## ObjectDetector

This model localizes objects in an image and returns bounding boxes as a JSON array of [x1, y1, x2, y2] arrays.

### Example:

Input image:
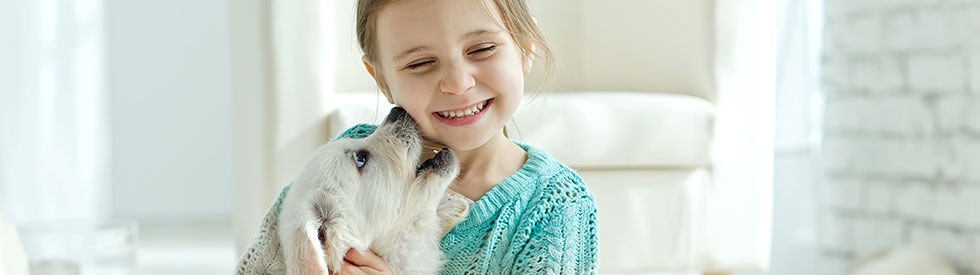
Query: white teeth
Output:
[[437, 99, 490, 119]]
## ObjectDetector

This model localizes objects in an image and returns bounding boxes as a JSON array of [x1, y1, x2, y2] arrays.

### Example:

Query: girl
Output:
[[238, 0, 598, 274]]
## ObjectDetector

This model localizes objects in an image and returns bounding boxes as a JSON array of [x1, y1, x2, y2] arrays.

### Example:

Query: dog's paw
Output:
[[436, 190, 471, 236]]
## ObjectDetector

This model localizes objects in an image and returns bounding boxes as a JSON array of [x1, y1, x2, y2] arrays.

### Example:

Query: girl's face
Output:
[[367, 0, 528, 151]]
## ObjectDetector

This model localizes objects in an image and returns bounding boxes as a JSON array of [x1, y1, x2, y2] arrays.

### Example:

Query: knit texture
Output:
[[237, 124, 599, 274], [237, 184, 291, 275]]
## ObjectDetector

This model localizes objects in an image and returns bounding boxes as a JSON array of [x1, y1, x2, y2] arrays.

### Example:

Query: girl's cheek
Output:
[[388, 77, 423, 102], [481, 61, 523, 94], [389, 80, 433, 122]]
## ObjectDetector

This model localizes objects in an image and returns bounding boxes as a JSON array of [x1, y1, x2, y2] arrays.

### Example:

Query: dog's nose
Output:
[[384, 106, 410, 124], [418, 148, 452, 171]]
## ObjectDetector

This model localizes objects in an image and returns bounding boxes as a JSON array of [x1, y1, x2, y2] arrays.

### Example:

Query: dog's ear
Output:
[[318, 222, 347, 274], [280, 220, 330, 275], [280, 191, 344, 275]]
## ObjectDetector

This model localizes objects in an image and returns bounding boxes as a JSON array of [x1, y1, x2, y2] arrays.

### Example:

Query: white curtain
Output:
[[707, 0, 777, 269], [230, 0, 336, 253], [0, 0, 109, 225]]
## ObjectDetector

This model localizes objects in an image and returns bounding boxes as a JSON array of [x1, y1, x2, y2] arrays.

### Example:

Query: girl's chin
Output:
[[430, 130, 500, 152]]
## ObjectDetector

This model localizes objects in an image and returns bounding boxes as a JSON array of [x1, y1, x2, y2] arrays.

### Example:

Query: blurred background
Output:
[[1, 0, 977, 274]]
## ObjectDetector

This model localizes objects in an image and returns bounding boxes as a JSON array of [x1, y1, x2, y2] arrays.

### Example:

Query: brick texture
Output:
[[821, 0, 980, 273]]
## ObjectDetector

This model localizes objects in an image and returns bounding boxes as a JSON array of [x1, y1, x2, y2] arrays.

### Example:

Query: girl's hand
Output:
[[339, 249, 392, 275]]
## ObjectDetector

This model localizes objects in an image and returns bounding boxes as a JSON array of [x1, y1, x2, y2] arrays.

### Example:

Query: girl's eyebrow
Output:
[[394, 46, 432, 62], [461, 28, 501, 40], [393, 29, 502, 61]]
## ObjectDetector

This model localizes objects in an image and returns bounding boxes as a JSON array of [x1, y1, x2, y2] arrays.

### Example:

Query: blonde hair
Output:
[[355, 0, 555, 96]]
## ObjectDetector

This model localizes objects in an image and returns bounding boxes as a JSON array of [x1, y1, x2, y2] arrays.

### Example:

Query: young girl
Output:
[[238, 0, 598, 274]]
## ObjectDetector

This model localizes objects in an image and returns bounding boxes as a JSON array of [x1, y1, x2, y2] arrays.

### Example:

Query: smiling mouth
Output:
[[433, 98, 491, 119]]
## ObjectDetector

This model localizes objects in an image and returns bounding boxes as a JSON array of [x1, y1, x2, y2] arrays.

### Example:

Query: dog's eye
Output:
[[354, 150, 368, 169]]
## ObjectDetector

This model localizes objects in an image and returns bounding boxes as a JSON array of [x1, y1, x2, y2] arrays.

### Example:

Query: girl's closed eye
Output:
[[403, 43, 500, 71], [406, 59, 434, 70], [467, 43, 497, 58]]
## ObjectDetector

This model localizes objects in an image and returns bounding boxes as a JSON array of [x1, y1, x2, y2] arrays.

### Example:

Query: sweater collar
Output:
[[449, 141, 557, 233]]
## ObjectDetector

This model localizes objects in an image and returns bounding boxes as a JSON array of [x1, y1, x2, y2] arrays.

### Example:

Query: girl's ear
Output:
[[522, 17, 539, 75], [362, 55, 395, 104], [523, 41, 535, 75]]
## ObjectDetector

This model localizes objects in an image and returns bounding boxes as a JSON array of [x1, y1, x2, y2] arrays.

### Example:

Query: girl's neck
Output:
[[450, 132, 527, 202]]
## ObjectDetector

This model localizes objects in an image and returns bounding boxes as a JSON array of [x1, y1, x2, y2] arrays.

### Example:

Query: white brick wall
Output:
[[894, 183, 936, 220], [936, 96, 971, 133], [882, 9, 955, 51], [833, 15, 883, 54], [823, 136, 937, 178], [820, 178, 864, 211], [940, 137, 980, 182], [865, 181, 897, 215], [932, 185, 980, 228], [821, 0, 980, 273], [849, 57, 904, 95], [852, 218, 904, 257], [971, 53, 980, 94], [823, 96, 931, 135], [908, 54, 966, 93]]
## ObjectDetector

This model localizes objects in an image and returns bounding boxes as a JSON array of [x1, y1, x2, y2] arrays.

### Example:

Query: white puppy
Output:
[[278, 107, 459, 275]]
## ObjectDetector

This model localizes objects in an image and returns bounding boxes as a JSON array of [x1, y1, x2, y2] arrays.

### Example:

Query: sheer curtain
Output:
[[230, 0, 337, 253], [708, 0, 777, 269], [0, 0, 109, 225]]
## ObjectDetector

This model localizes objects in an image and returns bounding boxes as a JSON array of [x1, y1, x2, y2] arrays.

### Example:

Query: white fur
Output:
[[278, 114, 459, 275]]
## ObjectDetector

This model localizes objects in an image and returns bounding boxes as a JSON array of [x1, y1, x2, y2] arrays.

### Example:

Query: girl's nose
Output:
[[439, 64, 475, 95]]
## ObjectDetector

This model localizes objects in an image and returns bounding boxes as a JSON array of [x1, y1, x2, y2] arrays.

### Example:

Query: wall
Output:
[[820, 0, 980, 273], [331, 0, 715, 100], [106, 0, 234, 221], [0, 0, 111, 224]]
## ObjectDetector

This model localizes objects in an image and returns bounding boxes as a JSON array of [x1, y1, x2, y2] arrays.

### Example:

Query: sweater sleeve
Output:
[[511, 178, 600, 274], [236, 186, 291, 274], [333, 124, 377, 140]]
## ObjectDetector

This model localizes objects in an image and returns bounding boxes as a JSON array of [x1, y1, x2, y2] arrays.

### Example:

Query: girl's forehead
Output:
[[380, 0, 500, 24], [375, 0, 506, 56]]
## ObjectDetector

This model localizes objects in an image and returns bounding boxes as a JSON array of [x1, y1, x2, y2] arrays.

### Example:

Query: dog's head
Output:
[[314, 106, 458, 224], [280, 107, 458, 274]]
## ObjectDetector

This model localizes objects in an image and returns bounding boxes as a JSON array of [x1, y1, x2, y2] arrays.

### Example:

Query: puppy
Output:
[[278, 107, 459, 275]]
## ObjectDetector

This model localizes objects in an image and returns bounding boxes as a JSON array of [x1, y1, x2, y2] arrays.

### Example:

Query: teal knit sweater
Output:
[[240, 124, 599, 274], [342, 124, 599, 274]]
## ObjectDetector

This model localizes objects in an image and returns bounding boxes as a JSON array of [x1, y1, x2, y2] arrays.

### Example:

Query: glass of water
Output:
[[17, 220, 138, 275]]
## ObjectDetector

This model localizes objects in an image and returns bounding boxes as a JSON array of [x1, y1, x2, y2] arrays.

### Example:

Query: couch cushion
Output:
[[507, 91, 714, 169], [326, 91, 714, 169], [579, 168, 712, 271]]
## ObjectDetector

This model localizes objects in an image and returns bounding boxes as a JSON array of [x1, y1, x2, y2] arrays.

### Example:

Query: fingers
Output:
[[341, 261, 365, 275], [343, 249, 385, 271]]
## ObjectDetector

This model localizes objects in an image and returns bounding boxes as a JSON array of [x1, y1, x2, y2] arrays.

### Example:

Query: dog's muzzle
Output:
[[384, 106, 411, 125], [382, 106, 422, 143], [417, 147, 453, 174], [380, 107, 456, 175]]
